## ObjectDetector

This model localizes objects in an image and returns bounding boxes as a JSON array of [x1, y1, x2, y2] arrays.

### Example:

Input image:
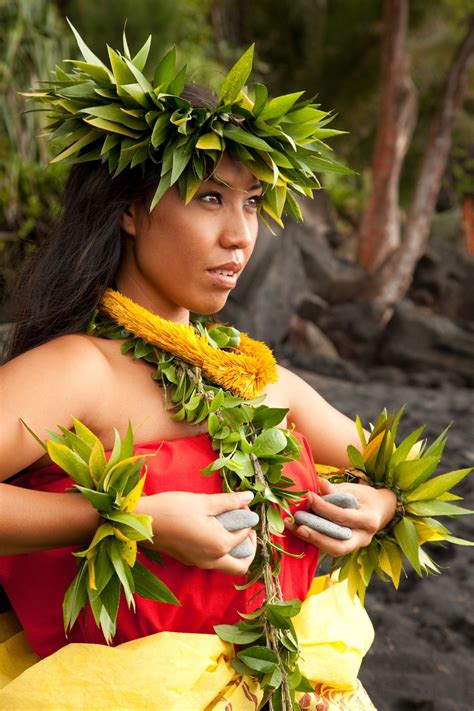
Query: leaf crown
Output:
[[25, 20, 354, 228]]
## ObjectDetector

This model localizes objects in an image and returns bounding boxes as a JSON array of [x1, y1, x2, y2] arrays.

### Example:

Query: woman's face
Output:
[[117, 154, 262, 322]]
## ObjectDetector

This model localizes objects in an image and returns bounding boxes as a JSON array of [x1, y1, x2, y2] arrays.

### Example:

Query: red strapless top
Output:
[[0, 432, 320, 657]]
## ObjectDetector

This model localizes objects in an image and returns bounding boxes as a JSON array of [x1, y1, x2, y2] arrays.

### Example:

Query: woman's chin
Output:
[[190, 293, 231, 316]]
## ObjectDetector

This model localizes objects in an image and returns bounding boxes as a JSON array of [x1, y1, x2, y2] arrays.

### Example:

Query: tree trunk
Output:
[[367, 15, 474, 323], [357, 0, 418, 273]]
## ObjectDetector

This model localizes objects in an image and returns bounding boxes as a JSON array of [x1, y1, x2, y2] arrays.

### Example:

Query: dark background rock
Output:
[[381, 300, 474, 386]]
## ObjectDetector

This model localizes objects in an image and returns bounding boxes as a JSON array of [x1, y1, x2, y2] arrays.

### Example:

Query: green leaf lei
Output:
[[322, 409, 473, 604], [23, 22, 355, 231], [87, 309, 313, 709], [22, 417, 180, 644]]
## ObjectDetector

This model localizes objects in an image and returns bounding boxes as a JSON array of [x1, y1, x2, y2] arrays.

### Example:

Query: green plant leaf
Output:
[[109, 540, 135, 608], [406, 468, 472, 502], [153, 46, 176, 89], [131, 561, 180, 604], [393, 457, 438, 491], [214, 624, 264, 644], [223, 125, 273, 151], [46, 440, 93, 488], [67, 19, 106, 67], [252, 428, 287, 457], [237, 645, 278, 673], [252, 407, 288, 430], [63, 562, 88, 633], [260, 92, 305, 121], [105, 511, 153, 540], [219, 45, 254, 105], [394, 517, 421, 574], [347, 445, 365, 471], [74, 486, 114, 512], [267, 505, 285, 534], [406, 500, 473, 517]]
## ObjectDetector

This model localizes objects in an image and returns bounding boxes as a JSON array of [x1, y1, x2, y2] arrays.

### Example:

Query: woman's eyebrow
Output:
[[206, 176, 262, 192]]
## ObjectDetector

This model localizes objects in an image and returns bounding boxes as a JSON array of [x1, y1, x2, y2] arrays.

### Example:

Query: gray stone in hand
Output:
[[216, 509, 260, 532], [216, 508, 259, 559], [294, 511, 353, 540], [229, 537, 254, 559], [322, 492, 359, 509]]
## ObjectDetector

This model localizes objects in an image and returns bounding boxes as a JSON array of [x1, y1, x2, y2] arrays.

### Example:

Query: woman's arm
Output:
[[0, 339, 256, 574], [277, 365, 364, 468], [278, 366, 397, 548], [0, 484, 100, 555]]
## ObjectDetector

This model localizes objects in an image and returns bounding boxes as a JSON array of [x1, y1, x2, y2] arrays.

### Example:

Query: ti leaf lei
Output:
[[86, 308, 313, 709], [321, 409, 473, 604]]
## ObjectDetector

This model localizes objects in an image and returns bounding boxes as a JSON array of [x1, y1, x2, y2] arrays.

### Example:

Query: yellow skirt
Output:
[[0, 576, 376, 710]]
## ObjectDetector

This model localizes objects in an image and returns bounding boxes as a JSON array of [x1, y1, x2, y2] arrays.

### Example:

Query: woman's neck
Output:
[[114, 274, 190, 325]]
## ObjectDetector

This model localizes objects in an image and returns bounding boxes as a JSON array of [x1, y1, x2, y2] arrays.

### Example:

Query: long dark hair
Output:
[[6, 85, 216, 361]]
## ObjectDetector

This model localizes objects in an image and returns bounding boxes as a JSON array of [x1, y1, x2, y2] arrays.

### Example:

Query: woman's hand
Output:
[[284, 478, 397, 557], [136, 490, 256, 576]]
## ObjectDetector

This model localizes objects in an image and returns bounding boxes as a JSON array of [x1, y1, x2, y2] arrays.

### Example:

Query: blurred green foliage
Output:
[[0, 0, 69, 306]]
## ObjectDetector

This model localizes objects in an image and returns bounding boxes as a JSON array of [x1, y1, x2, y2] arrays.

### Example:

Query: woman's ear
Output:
[[120, 202, 139, 237]]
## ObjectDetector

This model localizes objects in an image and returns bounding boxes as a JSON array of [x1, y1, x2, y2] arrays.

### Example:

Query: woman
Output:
[[0, 33, 396, 708]]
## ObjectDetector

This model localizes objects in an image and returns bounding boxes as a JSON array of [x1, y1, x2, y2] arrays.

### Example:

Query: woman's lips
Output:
[[207, 268, 239, 288]]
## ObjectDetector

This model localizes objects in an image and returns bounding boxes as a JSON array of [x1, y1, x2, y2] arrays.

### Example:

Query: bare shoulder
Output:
[[0, 334, 114, 478]]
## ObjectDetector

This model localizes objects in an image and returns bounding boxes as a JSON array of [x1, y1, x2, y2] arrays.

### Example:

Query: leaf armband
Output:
[[23, 418, 179, 643], [320, 408, 473, 602]]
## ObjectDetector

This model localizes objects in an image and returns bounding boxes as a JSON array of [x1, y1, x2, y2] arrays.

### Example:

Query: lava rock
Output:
[[294, 511, 352, 540], [322, 492, 359, 509], [229, 538, 254, 559], [216, 509, 259, 532]]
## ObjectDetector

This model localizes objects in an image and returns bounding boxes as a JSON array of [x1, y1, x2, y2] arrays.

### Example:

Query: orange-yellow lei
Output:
[[99, 289, 278, 399]]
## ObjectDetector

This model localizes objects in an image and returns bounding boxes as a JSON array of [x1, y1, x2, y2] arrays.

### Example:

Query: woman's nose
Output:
[[219, 210, 256, 250]]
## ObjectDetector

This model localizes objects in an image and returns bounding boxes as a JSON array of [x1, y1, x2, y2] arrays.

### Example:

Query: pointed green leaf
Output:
[[84, 116, 142, 138], [20, 419, 47, 452], [223, 125, 273, 151], [347, 445, 366, 471], [132, 35, 152, 73], [131, 561, 180, 604], [237, 645, 278, 673], [105, 511, 153, 540], [260, 92, 305, 121], [67, 20, 106, 67], [214, 624, 264, 644], [153, 46, 176, 89], [219, 45, 255, 105], [394, 517, 421, 574], [46, 440, 93, 488], [50, 129, 99, 163], [63, 562, 88, 633], [406, 500, 473, 517], [109, 540, 135, 607], [406, 468, 472, 502], [74, 486, 114, 513]]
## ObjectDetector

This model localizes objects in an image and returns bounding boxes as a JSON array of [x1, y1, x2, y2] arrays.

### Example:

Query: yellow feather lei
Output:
[[99, 289, 278, 398]]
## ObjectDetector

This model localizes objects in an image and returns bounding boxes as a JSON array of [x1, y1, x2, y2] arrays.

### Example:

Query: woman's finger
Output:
[[284, 518, 371, 557], [207, 490, 254, 514]]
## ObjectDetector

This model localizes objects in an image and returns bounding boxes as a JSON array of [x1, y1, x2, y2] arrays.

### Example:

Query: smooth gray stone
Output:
[[294, 511, 353, 540], [322, 492, 359, 510], [229, 537, 254, 559], [216, 509, 259, 532]]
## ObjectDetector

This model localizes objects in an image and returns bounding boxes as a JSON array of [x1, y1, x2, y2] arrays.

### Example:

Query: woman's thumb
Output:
[[209, 490, 253, 514]]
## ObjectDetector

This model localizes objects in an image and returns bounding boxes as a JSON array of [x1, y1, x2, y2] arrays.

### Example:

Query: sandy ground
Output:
[[296, 370, 474, 711]]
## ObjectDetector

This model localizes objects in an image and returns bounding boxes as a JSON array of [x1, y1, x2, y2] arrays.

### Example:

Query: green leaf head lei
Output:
[[23, 20, 354, 231]]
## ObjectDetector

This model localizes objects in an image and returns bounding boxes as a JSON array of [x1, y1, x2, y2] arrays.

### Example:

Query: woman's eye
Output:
[[199, 192, 222, 205], [246, 194, 263, 208]]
